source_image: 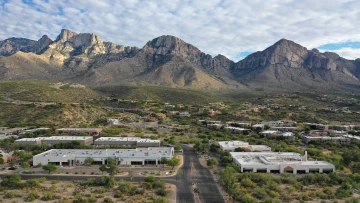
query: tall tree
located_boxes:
[167,157,180,170]
[99,157,118,176]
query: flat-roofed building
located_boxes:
[230,152,335,174]
[260,130,279,137]
[0,128,27,136]
[303,123,328,130]
[15,138,42,145]
[19,128,50,135]
[94,137,160,147]
[218,141,271,152]
[252,124,265,130]
[42,136,93,145]
[342,134,360,141]
[15,136,93,146]
[55,128,102,135]
[302,136,350,144]
[225,127,250,134]
[136,139,161,147]
[208,124,223,129]
[271,127,298,132]
[226,122,251,128]
[33,147,174,166]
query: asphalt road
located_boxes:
[183,145,225,203]
[1,145,225,203]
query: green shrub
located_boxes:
[4,191,21,199]
[114,190,122,198]
[103,197,114,203]
[41,192,59,201]
[25,192,39,202]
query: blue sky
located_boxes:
[1,0,360,61]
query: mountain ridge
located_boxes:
[0,29,359,92]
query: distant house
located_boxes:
[179,112,191,117]
[252,124,265,131]
[226,122,251,128]
[208,124,223,129]
[168,111,179,115]
[302,136,350,145]
[0,128,27,136]
[107,118,120,125]
[260,130,279,137]
[163,104,175,108]
[303,123,328,131]
[225,127,250,134]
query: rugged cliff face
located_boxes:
[231,39,360,91]
[0,30,359,92]
[0,35,53,56]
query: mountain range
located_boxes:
[1,29,360,92]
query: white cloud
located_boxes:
[0,0,360,61]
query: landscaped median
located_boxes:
[139,155,183,177]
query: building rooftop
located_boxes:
[261,130,278,134]
[56,128,102,131]
[303,136,349,140]
[96,137,141,142]
[252,124,265,127]
[218,140,249,148]
[0,128,27,133]
[342,134,360,140]
[225,126,248,131]
[16,136,93,142]
[137,139,160,143]
[282,132,294,137]
[230,152,332,166]
[22,128,50,133]
[35,147,173,159]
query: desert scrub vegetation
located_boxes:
[0,81,99,102]
[0,103,107,127]
[219,166,360,203]
[94,85,220,105]
[0,174,171,203]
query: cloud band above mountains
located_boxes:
[0,0,359,60]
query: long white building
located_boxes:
[33,147,174,166]
[230,152,334,174]
[218,141,271,152]
[15,136,93,145]
[94,137,160,147]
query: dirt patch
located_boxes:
[191,163,198,176]
[166,183,177,203]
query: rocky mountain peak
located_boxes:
[262,38,308,68]
[49,29,106,58]
[55,29,77,42]
[144,35,201,56]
